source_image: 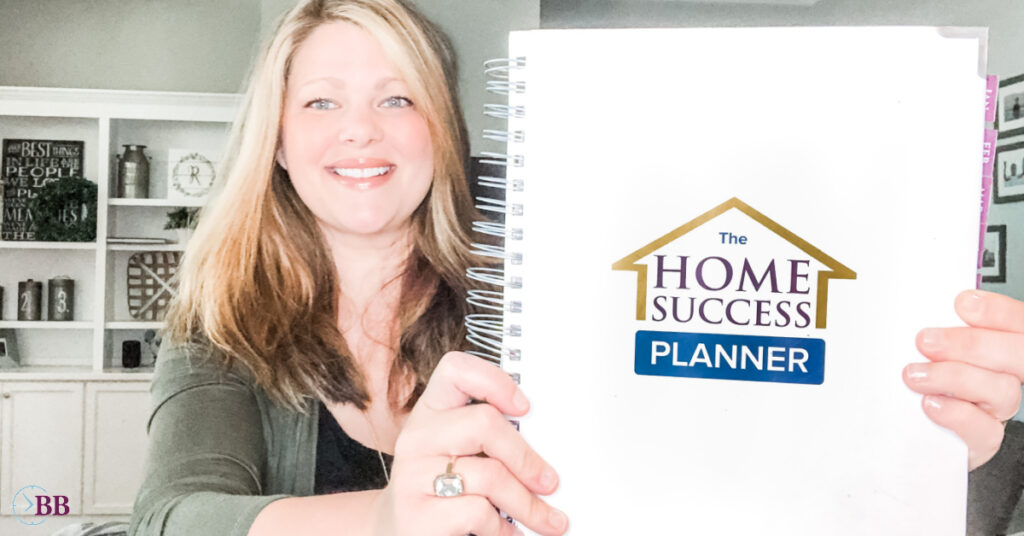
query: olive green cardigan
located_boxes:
[128,344,320,536]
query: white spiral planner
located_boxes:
[465,27,990,535]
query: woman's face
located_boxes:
[279,21,434,241]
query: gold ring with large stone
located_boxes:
[433,456,464,497]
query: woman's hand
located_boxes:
[371,351,568,536]
[903,290,1024,470]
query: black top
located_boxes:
[314,400,394,494]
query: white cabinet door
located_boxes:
[82,381,149,514]
[0,381,85,517]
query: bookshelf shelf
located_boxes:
[0,321,94,329]
[107,244,185,252]
[108,198,203,207]
[0,241,96,250]
[104,321,164,330]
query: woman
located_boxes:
[130,1,558,535]
[128,0,1024,535]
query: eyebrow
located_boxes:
[297,76,405,90]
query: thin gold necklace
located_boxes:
[362,411,390,484]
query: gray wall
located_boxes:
[0,0,259,93]
[544,0,1024,301]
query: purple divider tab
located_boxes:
[986,75,998,123]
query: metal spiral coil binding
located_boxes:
[467,267,505,286]
[483,57,526,80]
[483,129,525,144]
[475,196,505,214]
[467,289,522,313]
[479,151,523,167]
[469,243,523,266]
[470,242,505,259]
[466,266,524,289]
[483,104,526,120]
[478,175,507,189]
[465,56,527,367]
[486,80,526,95]
[472,221,505,238]
[464,313,522,364]
[465,313,504,364]
[467,60,529,536]
[467,290,505,311]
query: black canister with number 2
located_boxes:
[17,279,42,321]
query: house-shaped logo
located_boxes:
[611,197,856,385]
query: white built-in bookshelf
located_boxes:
[0,86,240,377]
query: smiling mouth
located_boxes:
[327,164,395,190]
[330,165,392,178]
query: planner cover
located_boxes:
[479,27,988,535]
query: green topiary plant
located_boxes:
[29,177,98,242]
[164,207,199,230]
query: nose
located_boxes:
[338,106,383,146]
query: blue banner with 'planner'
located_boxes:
[634,330,825,385]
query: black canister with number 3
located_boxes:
[48,276,74,321]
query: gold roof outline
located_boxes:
[611,197,856,328]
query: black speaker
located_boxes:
[122,340,141,368]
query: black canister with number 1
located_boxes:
[48,276,74,321]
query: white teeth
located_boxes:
[331,166,391,179]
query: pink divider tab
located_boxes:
[974,132,991,284]
[986,75,998,123]
[978,174,992,260]
[977,130,996,283]
[978,173,992,288]
[983,129,997,179]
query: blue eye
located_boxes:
[382,96,413,108]
[306,98,336,110]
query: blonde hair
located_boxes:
[164,0,478,413]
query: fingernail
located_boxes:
[924,395,943,410]
[540,467,559,491]
[549,508,568,531]
[961,291,984,316]
[513,389,529,412]
[905,363,929,382]
[919,328,943,350]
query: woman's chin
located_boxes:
[318,215,412,243]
